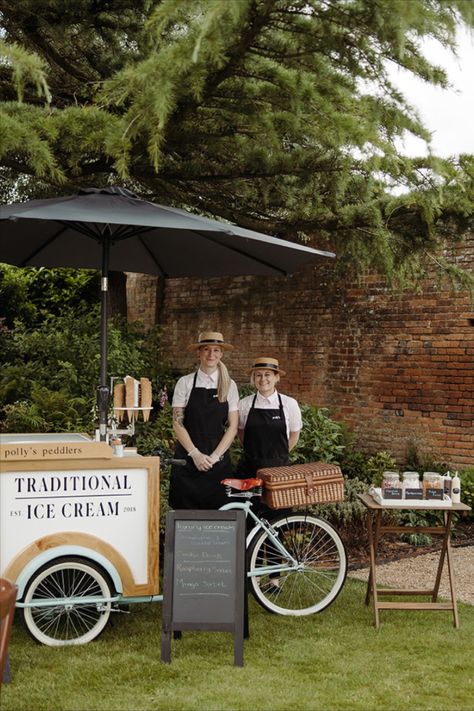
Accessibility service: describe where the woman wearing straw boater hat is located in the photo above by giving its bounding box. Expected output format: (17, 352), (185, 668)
(237, 357), (302, 482)
(169, 331), (239, 509)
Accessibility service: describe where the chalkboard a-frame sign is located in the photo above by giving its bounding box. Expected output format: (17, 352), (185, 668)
(161, 509), (246, 666)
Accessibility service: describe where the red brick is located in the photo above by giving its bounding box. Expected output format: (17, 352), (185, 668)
(128, 232), (474, 468)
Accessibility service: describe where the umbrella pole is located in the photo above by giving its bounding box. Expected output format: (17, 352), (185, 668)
(97, 232), (111, 441)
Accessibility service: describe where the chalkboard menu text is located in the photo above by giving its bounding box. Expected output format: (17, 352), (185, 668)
(161, 510), (246, 666)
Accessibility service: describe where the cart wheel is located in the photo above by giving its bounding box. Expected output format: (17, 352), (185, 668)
(22, 557), (113, 646)
(248, 514), (347, 616)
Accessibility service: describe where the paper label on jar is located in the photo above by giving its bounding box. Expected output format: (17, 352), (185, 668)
(383, 487), (402, 499)
(405, 488), (424, 500)
(426, 487), (444, 500)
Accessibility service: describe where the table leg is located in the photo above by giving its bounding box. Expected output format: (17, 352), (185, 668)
(365, 510), (372, 606)
(442, 512), (459, 628)
(366, 509), (380, 628)
(432, 513), (449, 602)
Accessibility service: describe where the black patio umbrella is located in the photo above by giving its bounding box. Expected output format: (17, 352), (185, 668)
(0, 186), (335, 438)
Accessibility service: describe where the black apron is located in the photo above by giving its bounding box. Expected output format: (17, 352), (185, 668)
(169, 372), (230, 510)
(238, 392), (290, 477)
(236, 393), (291, 521)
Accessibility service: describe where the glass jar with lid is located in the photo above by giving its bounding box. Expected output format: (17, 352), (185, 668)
(382, 471), (401, 499)
(423, 472), (443, 500)
(402, 471), (421, 499)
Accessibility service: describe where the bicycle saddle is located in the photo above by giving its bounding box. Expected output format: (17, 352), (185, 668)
(221, 477), (263, 491)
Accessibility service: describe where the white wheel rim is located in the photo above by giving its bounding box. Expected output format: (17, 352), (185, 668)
(23, 561), (112, 646)
(249, 514), (347, 616)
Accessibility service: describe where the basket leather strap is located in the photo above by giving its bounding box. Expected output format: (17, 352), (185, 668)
(304, 472), (315, 494)
(263, 474), (343, 491)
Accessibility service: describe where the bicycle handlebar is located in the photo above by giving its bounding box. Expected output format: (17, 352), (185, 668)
(161, 457), (187, 467)
(151, 449), (186, 467)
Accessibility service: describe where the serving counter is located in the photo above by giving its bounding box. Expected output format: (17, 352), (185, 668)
(358, 493), (471, 629)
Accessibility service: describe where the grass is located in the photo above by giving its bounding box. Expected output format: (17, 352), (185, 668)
(2, 578), (474, 711)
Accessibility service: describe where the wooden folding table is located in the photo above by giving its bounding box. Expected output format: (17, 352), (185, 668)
(358, 493), (471, 629)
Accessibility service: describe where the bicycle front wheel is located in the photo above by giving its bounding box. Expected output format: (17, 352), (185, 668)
(248, 513), (347, 616)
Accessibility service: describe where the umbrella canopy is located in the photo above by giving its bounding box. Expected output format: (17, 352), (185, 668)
(0, 186), (335, 438)
(0, 186), (334, 276)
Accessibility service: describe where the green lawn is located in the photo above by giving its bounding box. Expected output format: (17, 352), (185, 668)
(2, 579), (473, 711)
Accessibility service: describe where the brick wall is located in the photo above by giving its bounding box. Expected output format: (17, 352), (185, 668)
(127, 234), (474, 467)
(126, 272), (159, 325)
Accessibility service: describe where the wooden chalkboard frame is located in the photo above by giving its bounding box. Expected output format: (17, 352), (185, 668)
(161, 509), (246, 666)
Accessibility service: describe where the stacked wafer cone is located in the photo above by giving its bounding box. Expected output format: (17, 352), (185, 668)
(140, 378), (152, 421)
(113, 382), (126, 422)
(113, 376), (153, 422)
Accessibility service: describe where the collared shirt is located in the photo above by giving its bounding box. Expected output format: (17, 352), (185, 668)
(238, 390), (302, 437)
(172, 369), (239, 411)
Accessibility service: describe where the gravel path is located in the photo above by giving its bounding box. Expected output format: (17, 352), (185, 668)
(349, 545), (474, 605)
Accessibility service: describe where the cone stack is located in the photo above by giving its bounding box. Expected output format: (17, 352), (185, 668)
(125, 376), (137, 421)
(140, 378), (152, 421)
(113, 383), (125, 422)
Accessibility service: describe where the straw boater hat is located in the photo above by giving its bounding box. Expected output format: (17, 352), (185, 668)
(250, 357), (286, 376)
(188, 331), (234, 352)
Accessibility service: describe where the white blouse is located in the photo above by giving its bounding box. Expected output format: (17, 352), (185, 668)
(238, 390), (302, 438)
(172, 369), (239, 411)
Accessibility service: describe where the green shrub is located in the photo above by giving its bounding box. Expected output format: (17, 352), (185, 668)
(133, 402), (175, 457)
(309, 476), (367, 531)
(405, 440), (450, 474)
(0, 303), (170, 435)
(339, 449), (397, 486)
(460, 468), (474, 519)
(338, 449), (370, 480)
(1, 385), (90, 433)
(308, 476), (401, 549)
(363, 451), (398, 486)
(290, 404), (345, 463)
(0, 264), (99, 328)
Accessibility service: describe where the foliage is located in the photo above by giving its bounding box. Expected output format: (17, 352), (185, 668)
(339, 447), (398, 486)
(132, 402), (176, 534)
(405, 439), (450, 474)
(459, 467), (474, 519)
(1, 386), (90, 433)
(400, 510), (437, 546)
(0, 302), (170, 434)
(338, 449), (372, 480)
(361, 451), (398, 487)
(1, 1), (474, 283)
(290, 404), (345, 464)
(309, 476), (369, 543)
(132, 402), (175, 458)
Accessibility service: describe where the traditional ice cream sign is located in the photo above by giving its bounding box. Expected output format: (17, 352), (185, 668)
(1, 467), (150, 583)
(14, 471), (131, 519)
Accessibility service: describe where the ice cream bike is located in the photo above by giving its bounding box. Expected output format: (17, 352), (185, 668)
(1, 379), (348, 647)
(0, 377), (167, 646)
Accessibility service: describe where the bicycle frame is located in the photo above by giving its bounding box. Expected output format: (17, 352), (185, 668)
(220, 499), (300, 576)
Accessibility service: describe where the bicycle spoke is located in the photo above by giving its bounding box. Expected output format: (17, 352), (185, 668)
(23, 560), (112, 645)
(249, 514), (347, 615)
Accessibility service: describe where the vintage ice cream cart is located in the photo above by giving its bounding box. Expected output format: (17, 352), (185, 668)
(1, 433), (350, 648)
(0, 432), (161, 646)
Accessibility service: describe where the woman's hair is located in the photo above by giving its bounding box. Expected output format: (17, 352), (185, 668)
(217, 360), (231, 403)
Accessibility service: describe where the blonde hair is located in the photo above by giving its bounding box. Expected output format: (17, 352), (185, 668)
(217, 360), (231, 403)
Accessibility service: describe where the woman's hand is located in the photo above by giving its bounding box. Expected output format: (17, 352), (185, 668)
(189, 449), (213, 471)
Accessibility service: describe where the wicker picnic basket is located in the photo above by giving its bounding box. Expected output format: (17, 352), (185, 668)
(258, 461), (345, 509)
